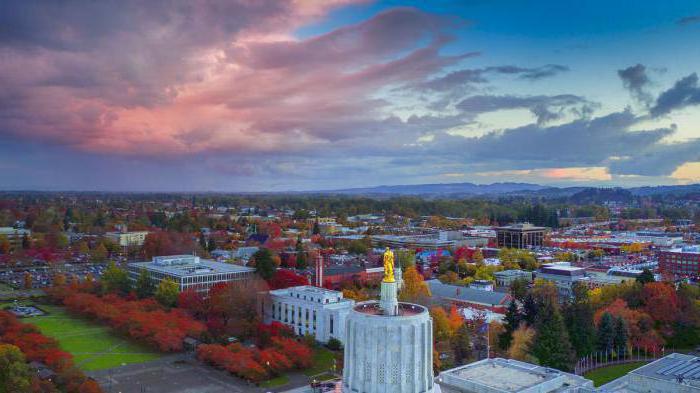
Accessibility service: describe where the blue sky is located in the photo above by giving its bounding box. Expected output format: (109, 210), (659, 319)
(0, 0), (699, 191)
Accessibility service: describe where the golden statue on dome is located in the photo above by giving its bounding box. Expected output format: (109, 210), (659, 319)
(383, 247), (395, 283)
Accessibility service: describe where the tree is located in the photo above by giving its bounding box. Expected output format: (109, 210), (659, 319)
(312, 220), (320, 235)
(21, 233), (30, 250)
(135, 269), (154, 299)
(613, 316), (628, 355)
(499, 300), (521, 350)
(0, 235), (10, 254)
(253, 248), (276, 280)
(522, 294), (538, 326)
(155, 278), (180, 308)
(91, 243), (108, 262)
(530, 300), (575, 371)
(78, 379), (102, 393)
(636, 269), (655, 285)
(508, 325), (536, 362)
(23, 272), (32, 290)
(564, 283), (596, 357)
(207, 237), (217, 253)
(399, 266), (431, 305)
(199, 233), (207, 250)
(509, 278), (529, 302)
(430, 307), (452, 342)
(295, 237), (307, 270)
(347, 239), (369, 255)
(101, 262), (131, 295)
(0, 344), (33, 393)
(596, 312), (616, 352)
(471, 249), (484, 264)
(453, 322), (472, 364)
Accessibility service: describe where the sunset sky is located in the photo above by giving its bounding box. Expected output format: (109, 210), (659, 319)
(2, 0), (700, 191)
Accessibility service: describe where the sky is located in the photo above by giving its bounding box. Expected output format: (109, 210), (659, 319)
(1, 0), (700, 192)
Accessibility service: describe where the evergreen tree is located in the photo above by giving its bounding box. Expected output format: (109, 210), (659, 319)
(564, 283), (596, 357)
(613, 316), (628, 356)
(312, 220), (320, 235)
(596, 312), (616, 352)
(522, 294), (538, 326)
(135, 269), (154, 299)
(295, 237), (307, 270)
(253, 248), (276, 280)
(636, 268), (655, 284)
(499, 300), (521, 350)
(199, 233), (207, 250)
(453, 322), (472, 364)
(207, 237), (216, 252)
(530, 300), (575, 371)
(21, 233), (30, 250)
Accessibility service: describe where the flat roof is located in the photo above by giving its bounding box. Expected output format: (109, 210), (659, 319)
(129, 258), (254, 277)
(437, 358), (592, 392)
(630, 353), (700, 382)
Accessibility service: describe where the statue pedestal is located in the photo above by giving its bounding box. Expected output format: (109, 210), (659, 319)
(379, 280), (398, 316)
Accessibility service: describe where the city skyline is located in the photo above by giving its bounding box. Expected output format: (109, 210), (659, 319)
(2, 0), (700, 191)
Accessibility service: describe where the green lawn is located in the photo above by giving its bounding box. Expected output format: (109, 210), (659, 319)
(26, 304), (162, 371)
(0, 283), (15, 291)
(584, 362), (648, 387)
(304, 348), (338, 377)
(260, 375), (289, 388)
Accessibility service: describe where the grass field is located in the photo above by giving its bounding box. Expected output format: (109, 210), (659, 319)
(584, 362), (648, 387)
(304, 348), (337, 377)
(27, 304), (162, 371)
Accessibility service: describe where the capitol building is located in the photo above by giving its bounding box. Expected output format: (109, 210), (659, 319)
(342, 248), (434, 393)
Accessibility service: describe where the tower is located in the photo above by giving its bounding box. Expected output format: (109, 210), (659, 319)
(342, 248), (434, 393)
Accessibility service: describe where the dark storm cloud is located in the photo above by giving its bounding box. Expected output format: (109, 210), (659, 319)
(617, 64), (652, 103)
(455, 94), (594, 124)
(650, 73), (700, 117)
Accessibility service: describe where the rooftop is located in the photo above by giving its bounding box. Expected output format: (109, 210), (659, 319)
(437, 358), (592, 393)
(130, 256), (254, 277)
(427, 280), (510, 306)
(353, 301), (426, 317)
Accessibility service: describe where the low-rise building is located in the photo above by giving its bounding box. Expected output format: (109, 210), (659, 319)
(427, 280), (512, 313)
(494, 269), (533, 287)
(106, 230), (149, 247)
(0, 227), (31, 248)
(535, 263), (589, 298)
(263, 285), (354, 344)
(436, 357), (593, 393)
(658, 246), (700, 277)
(127, 255), (255, 294)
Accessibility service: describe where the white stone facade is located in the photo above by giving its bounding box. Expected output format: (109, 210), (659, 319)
(263, 286), (354, 344)
(343, 301), (434, 393)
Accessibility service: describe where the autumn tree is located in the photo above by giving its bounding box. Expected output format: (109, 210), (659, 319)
(91, 243), (108, 262)
(613, 316), (629, 355)
(0, 235), (10, 254)
(0, 344), (33, 393)
(430, 306), (452, 342)
(155, 278), (179, 308)
(399, 266), (431, 305)
(23, 272), (32, 289)
(253, 248), (276, 280)
(508, 325), (536, 362)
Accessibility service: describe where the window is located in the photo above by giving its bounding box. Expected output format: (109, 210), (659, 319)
(330, 315), (334, 335)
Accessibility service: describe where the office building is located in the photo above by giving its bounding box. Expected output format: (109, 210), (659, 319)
(658, 246), (700, 277)
(496, 223), (546, 249)
(127, 255), (255, 294)
(106, 229), (149, 247)
(536, 263), (589, 298)
(0, 227), (31, 249)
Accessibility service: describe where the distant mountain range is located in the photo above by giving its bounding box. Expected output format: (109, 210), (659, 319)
(317, 182), (700, 198)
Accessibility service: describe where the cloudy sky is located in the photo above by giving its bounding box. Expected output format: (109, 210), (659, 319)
(2, 0), (700, 191)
